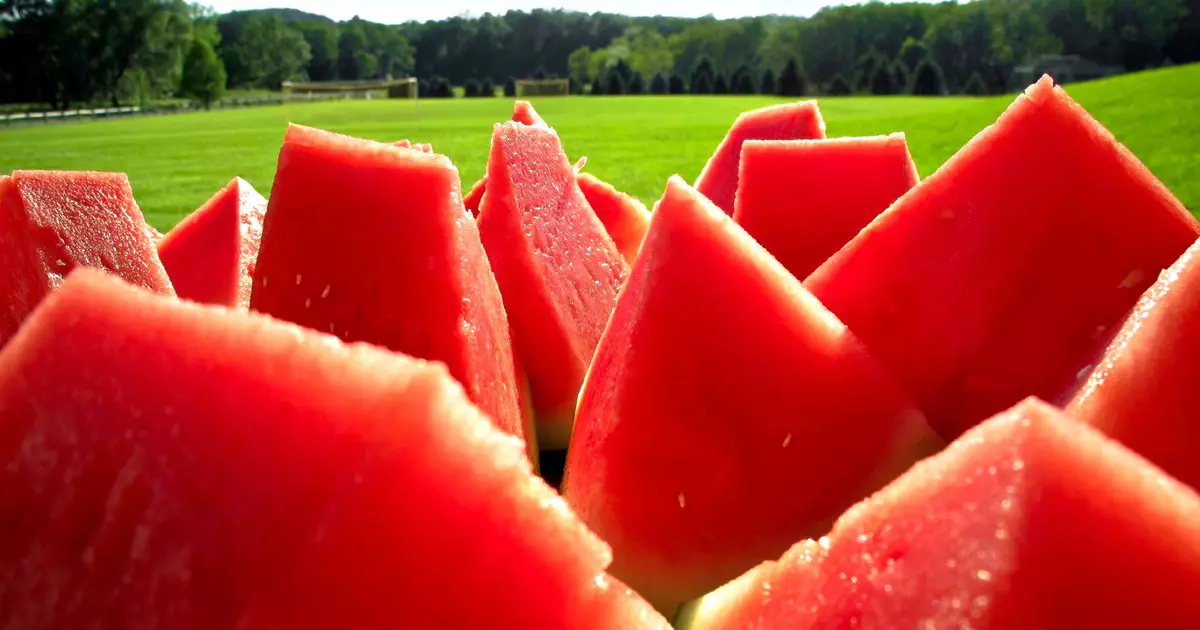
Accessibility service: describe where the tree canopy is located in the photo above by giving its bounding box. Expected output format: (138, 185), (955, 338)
(1, 0), (1194, 107)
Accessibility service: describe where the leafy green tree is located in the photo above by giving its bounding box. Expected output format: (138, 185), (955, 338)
(590, 75), (605, 95)
(734, 70), (756, 94)
(568, 46), (592, 82)
(668, 74), (687, 94)
(463, 78), (481, 97)
(233, 13), (310, 89)
(869, 63), (895, 94)
(338, 25), (368, 80)
(912, 58), (946, 95)
(481, 77), (495, 96)
(296, 21), (338, 81)
(776, 58), (806, 96)
(650, 72), (667, 93)
(891, 61), (910, 94)
(418, 77), (430, 97)
(690, 56), (715, 93)
(179, 36), (226, 108)
(533, 65), (548, 80)
(605, 69), (626, 94)
(759, 68), (776, 95)
(827, 73), (852, 95)
(628, 72), (646, 94)
(898, 36), (928, 70)
(504, 77), (516, 97)
(963, 71), (987, 95)
(430, 76), (453, 98)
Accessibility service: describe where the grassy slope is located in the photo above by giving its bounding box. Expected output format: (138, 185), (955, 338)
(0, 64), (1196, 230)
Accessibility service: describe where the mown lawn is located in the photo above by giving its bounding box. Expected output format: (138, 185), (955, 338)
(1, 63), (1196, 230)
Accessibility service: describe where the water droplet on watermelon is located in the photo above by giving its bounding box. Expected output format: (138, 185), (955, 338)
(950, 598), (962, 610)
(987, 465), (997, 475)
(322, 284), (331, 298)
(946, 559), (957, 569)
(305, 298), (312, 309)
(976, 569), (993, 582)
(818, 536), (831, 550)
(1011, 460), (1025, 471)
(55, 259), (67, 267)
(1000, 498), (1013, 511)
(782, 433), (792, 448)
(855, 533), (872, 544)
(882, 583), (893, 593)
(262, 276), (269, 288)
(296, 274), (303, 285)
(677, 493), (686, 508)
(995, 527), (1009, 541)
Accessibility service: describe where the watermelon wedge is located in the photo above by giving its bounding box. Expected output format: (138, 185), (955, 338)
(463, 100), (548, 216)
(577, 172), (651, 265)
(0, 170), (174, 346)
(1066, 237), (1200, 489)
(562, 175), (939, 614)
(250, 124), (530, 458)
(806, 75), (1200, 439)
(677, 397), (1200, 630)
(157, 177), (267, 309)
(694, 101), (826, 215)
(734, 134), (919, 280)
(0, 268), (670, 630)
(478, 121), (630, 449)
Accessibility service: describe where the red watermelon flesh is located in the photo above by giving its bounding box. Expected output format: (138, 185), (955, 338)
(463, 174), (487, 216)
(676, 397), (1200, 630)
(1066, 237), (1200, 490)
(157, 177), (267, 309)
(806, 75), (1200, 440)
(562, 175), (939, 614)
(694, 101), (826, 215)
(463, 101), (548, 217)
(577, 171), (651, 265)
(734, 134), (919, 280)
(0, 268), (670, 630)
(250, 124), (530, 459)
(478, 121), (630, 449)
(0, 170), (174, 346)
(513, 99), (548, 127)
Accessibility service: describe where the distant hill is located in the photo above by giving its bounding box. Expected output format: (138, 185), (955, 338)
(226, 7), (336, 25)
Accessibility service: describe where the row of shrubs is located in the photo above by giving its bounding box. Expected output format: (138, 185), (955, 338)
(419, 57), (980, 99)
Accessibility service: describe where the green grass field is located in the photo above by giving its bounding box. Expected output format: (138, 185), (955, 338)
(1, 64), (1197, 230)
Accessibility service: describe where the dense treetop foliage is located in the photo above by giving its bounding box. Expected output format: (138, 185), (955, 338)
(1, 0), (1196, 107)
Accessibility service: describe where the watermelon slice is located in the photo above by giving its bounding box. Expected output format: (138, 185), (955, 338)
(1066, 237), (1200, 490)
(577, 172), (651, 265)
(0, 268), (670, 630)
(562, 175), (939, 614)
(0, 170), (174, 346)
(478, 121), (629, 449)
(463, 100), (549, 216)
(694, 101), (826, 215)
(733, 134), (919, 280)
(250, 124), (530, 458)
(157, 177), (267, 309)
(806, 75), (1200, 439)
(677, 397), (1200, 629)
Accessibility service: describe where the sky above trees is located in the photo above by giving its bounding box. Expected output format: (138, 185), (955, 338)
(207, 0), (889, 23)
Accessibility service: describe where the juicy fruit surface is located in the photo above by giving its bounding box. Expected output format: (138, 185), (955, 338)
(478, 121), (629, 448)
(234, 178), (268, 309)
(0, 269), (668, 630)
(563, 176), (936, 613)
(577, 171), (651, 265)
(681, 398), (1200, 629)
(157, 177), (244, 308)
(250, 124), (526, 449)
(1068, 237), (1200, 490)
(0, 170), (173, 346)
(694, 101), (827, 215)
(734, 134), (919, 280)
(807, 76), (1200, 439)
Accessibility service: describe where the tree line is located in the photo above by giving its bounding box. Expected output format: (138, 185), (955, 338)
(1, 0), (1196, 108)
